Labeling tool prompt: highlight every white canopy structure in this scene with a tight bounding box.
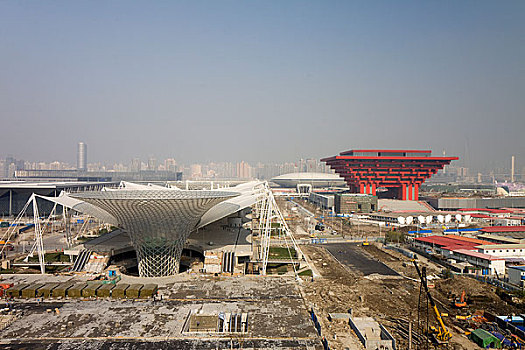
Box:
[70,190,237,277]
[38,192,119,226]
[36,181,266,277]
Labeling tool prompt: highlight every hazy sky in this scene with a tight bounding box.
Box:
[1,1,524,171]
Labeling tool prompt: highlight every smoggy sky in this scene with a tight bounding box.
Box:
[1,1,524,171]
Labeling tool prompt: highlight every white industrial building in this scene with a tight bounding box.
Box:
[476,244,525,259]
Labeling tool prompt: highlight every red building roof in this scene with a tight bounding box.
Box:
[480,226,525,233]
[415,235,494,251]
[443,234,493,245]
[470,214,492,219]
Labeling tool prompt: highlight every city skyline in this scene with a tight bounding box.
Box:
[2,150,524,184]
[0,1,524,170]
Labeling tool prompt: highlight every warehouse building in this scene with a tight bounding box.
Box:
[334,193,377,214]
[308,193,334,210]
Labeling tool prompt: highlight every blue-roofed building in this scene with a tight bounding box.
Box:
[507,265,525,287]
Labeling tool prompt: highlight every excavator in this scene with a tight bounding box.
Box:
[454,290,467,308]
[413,260,452,343]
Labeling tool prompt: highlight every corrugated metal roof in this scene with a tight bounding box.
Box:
[415,235,493,251]
[443,234,493,245]
[476,244,525,250]
[453,249,504,261]
[480,226,525,233]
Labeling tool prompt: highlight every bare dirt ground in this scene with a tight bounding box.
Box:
[299,242,521,350]
[278,198,388,241]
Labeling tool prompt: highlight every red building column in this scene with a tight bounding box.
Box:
[401,184,407,200]
[359,183,365,194]
[371,183,377,196]
[414,184,419,200]
[408,184,413,200]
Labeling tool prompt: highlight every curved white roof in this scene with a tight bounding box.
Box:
[37,192,119,226]
[272,172,343,181]
[198,192,259,228]
[71,189,236,201]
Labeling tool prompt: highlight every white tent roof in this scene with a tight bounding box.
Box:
[198,192,259,228]
[37,192,119,226]
[37,181,261,230]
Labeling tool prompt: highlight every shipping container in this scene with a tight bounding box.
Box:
[139,284,158,298]
[37,283,60,298]
[67,283,88,298]
[52,282,76,298]
[82,283,102,298]
[125,284,143,299]
[21,283,46,298]
[96,283,115,298]
[6,283,30,298]
[111,283,130,299]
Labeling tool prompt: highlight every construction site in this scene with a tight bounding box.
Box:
[0,180,524,349]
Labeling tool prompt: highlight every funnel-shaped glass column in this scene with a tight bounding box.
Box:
[72,190,237,277]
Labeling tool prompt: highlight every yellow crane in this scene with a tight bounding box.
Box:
[412,260,452,343]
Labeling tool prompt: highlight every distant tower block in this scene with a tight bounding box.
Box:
[321,150,458,201]
[71,190,238,277]
[511,155,515,182]
[77,142,87,171]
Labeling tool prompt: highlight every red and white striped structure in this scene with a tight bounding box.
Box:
[321,149,458,200]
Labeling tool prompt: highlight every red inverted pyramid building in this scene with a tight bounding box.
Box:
[321,150,458,200]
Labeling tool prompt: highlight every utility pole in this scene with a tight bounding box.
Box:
[408,321,412,350]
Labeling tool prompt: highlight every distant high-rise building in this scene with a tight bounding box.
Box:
[148,157,157,171]
[164,158,177,172]
[236,161,253,179]
[77,142,87,171]
[190,164,202,179]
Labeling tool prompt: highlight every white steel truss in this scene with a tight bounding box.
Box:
[0,194,50,274]
[256,182,310,278]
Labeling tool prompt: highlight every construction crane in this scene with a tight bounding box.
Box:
[413,260,452,343]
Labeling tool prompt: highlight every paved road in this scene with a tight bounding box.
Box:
[324,243,399,276]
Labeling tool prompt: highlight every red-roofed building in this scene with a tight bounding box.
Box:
[411,235,505,275]
[413,235,494,258]
[451,249,505,275]
[480,226,525,234]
